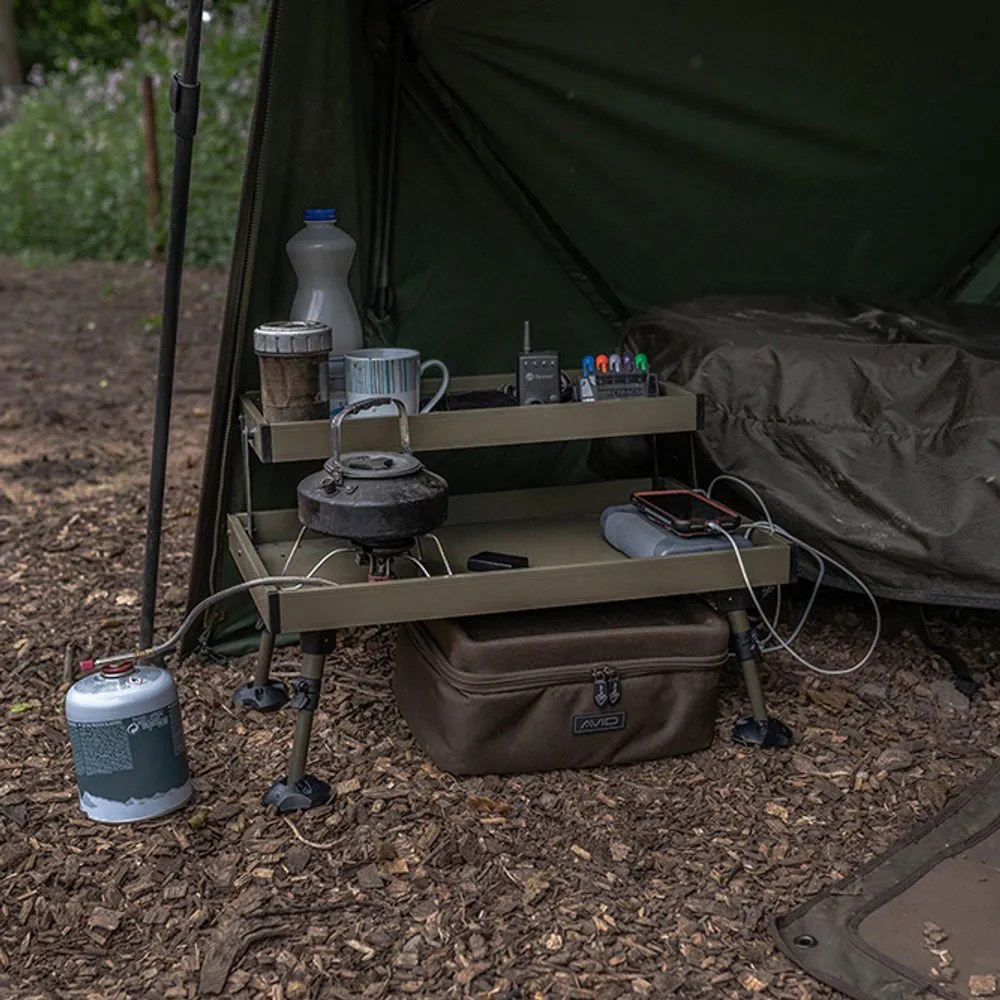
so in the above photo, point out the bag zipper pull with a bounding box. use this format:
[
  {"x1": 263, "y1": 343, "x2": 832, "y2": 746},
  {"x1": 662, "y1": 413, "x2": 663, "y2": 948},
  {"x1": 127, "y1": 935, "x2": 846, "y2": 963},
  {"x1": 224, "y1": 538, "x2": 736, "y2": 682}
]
[
  {"x1": 592, "y1": 667, "x2": 608, "y2": 708},
  {"x1": 606, "y1": 668, "x2": 622, "y2": 706}
]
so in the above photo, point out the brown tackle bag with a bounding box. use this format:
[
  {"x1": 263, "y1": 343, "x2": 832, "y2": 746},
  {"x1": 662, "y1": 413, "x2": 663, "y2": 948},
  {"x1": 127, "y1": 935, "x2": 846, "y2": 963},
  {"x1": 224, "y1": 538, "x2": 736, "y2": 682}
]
[{"x1": 393, "y1": 597, "x2": 730, "y2": 776}]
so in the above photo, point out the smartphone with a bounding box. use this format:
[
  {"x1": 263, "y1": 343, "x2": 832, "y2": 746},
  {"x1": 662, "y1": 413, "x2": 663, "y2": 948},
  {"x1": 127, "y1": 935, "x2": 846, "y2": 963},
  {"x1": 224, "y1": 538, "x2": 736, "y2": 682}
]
[{"x1": 631, "y1": 489, "x2": 741, "y2": 536}]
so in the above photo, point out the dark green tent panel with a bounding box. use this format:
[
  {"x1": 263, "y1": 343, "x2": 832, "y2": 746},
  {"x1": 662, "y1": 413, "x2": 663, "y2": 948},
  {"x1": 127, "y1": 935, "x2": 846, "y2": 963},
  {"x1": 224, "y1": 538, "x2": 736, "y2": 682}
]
[{"x1": 190, "y1": 0, "x2": 1000, "y2": 649}]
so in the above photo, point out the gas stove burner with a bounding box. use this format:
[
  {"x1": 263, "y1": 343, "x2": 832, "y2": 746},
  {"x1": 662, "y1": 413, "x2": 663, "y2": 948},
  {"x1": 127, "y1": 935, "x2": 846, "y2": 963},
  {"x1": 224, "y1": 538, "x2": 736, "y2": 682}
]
[
  {"x1": 351, "y1": 538, "x2": 417, "y2": 582},
  {"x1": 280, "y1": 525, "x2": 453, "y2": 587},
  {"x1": 351, "y1": 538, "x2": 416, "y2": 558}
]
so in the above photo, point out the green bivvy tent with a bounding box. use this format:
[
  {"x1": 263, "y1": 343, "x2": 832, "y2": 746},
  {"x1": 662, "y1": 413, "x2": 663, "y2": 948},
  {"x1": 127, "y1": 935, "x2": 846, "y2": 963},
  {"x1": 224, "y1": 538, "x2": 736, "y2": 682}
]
[{"x1": 188, "y1": 0, "x2": 1000, "y2": 652}]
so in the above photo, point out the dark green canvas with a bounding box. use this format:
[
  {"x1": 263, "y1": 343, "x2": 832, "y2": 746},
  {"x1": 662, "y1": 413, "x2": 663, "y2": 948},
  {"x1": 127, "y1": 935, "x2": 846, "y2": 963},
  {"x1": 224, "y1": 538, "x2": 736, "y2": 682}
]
[{"x1": 190, "y1": 0, "x2": 1000, "y2": 650}]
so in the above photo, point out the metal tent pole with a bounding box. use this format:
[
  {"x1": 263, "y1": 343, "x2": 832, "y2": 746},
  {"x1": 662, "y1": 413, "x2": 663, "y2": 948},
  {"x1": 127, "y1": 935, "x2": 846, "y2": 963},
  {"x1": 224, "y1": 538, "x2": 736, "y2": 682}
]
[{"x1": 139, "y1": 0, "x2": 205, "y2": 650}]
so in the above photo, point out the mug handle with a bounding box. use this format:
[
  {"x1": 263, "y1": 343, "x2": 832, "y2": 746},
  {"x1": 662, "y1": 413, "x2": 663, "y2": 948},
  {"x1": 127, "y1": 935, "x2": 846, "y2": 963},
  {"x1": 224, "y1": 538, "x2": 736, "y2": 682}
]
[{"x1": 419, "y1": 359, "x2": 450, "y2": 413}]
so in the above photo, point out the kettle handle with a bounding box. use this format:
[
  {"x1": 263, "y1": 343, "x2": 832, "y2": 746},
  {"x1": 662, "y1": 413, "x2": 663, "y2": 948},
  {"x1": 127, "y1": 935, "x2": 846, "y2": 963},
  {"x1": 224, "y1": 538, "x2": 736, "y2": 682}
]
[{"x1": 330, "y1": 397, "x2": 412, "y2": 468}]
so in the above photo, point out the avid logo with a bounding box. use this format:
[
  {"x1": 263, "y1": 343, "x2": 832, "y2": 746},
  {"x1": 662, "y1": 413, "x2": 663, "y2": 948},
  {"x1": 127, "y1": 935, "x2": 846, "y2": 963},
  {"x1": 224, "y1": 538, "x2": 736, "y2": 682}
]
[{"x1": 572, "y1": 711, "x2": 627, "y2": 735}]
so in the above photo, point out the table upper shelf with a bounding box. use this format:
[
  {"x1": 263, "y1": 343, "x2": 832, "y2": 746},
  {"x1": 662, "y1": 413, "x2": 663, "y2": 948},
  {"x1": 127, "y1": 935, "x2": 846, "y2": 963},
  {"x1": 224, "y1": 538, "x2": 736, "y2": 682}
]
[{"x1": 240, "y1": 375, "x2": 701, "y2": 464}]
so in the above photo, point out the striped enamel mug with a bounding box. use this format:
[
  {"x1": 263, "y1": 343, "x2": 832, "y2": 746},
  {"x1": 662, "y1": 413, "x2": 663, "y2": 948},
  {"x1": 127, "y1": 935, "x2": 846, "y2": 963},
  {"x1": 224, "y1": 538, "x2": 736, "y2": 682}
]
[{"x1": 344, "y1": 348, "x2": 450, "y2": 418}]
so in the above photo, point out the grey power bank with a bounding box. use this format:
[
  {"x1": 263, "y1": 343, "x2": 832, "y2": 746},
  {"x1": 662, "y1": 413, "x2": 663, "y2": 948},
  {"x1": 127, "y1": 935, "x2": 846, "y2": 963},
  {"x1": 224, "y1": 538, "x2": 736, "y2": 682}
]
[{"x1": 600, "y1": 505, "x2": 752, "y2": 558}]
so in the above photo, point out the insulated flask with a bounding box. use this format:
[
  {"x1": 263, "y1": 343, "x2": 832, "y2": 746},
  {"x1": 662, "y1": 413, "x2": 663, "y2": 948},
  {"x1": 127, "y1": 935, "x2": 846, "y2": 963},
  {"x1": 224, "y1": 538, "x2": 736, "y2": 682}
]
[{"x1": 66, "y1": 662, "x2": 192, "y2": 823}]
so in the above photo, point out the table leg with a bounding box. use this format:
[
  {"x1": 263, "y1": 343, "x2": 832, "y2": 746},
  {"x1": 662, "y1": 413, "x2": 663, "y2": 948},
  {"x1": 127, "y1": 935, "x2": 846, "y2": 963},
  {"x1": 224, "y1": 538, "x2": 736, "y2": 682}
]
[
  {"x1": 717, "y1": 591, "x2": 793, "y2": 749},
  {"x1": 262, "y1": 631, "x2": 335, "y2": 812},
  {"x1": 232, "y1": 626, "x2": 289, "y2": 712}
]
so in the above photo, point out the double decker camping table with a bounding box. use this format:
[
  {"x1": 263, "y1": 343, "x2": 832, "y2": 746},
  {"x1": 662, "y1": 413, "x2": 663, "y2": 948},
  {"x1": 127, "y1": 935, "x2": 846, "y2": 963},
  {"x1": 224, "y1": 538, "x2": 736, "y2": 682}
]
[{"x1": 228, "y1": 375, "x2": 794, "y2": 811}]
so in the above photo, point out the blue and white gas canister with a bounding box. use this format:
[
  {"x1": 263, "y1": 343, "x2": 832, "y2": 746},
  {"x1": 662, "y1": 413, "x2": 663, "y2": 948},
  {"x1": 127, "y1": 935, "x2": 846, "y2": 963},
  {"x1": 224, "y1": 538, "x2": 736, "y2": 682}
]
[{"x1": 65, "y1": 662, "x2": 192, "y2": 823}]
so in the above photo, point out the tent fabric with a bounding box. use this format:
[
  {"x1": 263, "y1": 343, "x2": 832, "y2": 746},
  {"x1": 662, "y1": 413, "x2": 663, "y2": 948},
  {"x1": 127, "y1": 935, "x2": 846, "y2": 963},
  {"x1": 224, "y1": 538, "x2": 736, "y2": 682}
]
[
  {"x1": 189, "y1": 0, "x2": 1000, "y2": 649},
  {"x1": 621, "y1": 297, "x2": 1000, "y2": 609},
  {"x1": 189, "y1": 1, "x2": 376, "y2": 650}
]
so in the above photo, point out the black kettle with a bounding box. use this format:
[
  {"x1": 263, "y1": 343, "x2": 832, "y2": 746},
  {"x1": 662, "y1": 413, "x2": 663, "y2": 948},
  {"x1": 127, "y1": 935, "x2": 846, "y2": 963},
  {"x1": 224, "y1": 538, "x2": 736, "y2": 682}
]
[{"x1": 297, "y1": 396, "x2": 448, "y2": 546}]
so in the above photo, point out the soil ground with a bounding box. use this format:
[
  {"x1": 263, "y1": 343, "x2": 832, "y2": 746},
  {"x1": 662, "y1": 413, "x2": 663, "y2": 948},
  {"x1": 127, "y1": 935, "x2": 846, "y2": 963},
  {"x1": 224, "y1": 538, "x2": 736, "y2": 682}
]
[{"x1": 1, "y1": 257, "x2": 999, "y2": 1000}]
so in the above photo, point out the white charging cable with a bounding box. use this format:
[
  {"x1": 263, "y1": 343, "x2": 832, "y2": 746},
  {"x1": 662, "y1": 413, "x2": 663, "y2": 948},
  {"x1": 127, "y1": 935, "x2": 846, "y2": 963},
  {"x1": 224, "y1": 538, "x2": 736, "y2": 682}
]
[
  {"x1": 709, "y1": 519, "x2": 881, "y2": 676},
  {"x1": 707, "y1": 474, "x2": 785, "y2": 644},
  {"x1": 707, "y1": 474, "x2": 775, "y2": 532},
  {"x1": 752, "y1": 527, "x2": 824, "y2": 651},
  {"x1": 702, "y1": 473, "x2": 881, "y2": 675}
]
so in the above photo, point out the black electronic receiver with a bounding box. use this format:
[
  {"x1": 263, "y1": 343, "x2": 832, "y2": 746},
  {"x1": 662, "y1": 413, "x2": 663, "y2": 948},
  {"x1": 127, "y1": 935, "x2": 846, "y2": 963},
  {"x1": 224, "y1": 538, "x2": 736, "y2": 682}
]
[
  {"x1": 467, "y1": 550, "x2": 530, "y2": 572},
  {"x1": 516, "y1": 321, "x2": 561, "y2": 405}
]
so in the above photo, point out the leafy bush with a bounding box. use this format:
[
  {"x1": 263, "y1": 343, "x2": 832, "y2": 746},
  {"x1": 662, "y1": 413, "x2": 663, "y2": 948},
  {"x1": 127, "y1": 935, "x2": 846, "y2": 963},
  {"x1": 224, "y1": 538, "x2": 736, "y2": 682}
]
[
  {"x1": 0, "y1": 1, "x2": 265, "y2": 267},
  {"x1": 14, "y1": 1, "x2": 173, "y2": 76}
]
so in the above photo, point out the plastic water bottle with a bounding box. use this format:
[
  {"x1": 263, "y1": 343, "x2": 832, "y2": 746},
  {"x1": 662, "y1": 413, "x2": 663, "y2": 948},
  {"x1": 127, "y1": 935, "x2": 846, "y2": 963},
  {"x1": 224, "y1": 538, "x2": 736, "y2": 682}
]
[{"x1": 286, "y1": 208, "x2": 363, "y2": 414}]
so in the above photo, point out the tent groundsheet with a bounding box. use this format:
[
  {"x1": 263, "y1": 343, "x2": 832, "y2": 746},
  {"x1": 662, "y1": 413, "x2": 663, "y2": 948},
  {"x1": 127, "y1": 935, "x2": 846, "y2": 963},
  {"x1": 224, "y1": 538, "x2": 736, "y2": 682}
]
[{"x1": 774, "y1": 760, "x2": 1000, "y2": 999}]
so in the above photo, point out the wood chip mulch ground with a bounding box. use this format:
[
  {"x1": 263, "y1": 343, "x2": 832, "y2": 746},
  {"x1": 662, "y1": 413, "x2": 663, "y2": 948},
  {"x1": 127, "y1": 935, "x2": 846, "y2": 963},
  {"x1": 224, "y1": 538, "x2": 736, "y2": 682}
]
[{"x1": 1, "y1": 258, "x2": 998, "y2": 1000}]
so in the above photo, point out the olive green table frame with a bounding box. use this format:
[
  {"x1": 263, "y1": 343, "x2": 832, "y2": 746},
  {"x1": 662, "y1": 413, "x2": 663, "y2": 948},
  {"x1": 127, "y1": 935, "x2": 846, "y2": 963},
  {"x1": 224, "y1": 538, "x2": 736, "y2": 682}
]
[{"x1": 228, "y1": 378, "x2": 794, "y2": 811}]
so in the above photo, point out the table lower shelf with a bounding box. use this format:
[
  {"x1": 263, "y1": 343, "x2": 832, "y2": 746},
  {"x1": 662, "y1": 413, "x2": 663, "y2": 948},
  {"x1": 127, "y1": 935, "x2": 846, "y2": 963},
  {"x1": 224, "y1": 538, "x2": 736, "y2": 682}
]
[{"x1": 227, "y1": 479, "x2": 794, "y2": 634}]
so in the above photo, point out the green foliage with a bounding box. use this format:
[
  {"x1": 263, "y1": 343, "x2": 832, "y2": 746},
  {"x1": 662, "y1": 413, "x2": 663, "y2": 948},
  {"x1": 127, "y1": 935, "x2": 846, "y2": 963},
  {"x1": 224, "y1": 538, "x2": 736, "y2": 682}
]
[
  {"x1": 14, "y1": 1, "x2": 172, "y2": 75},
  {"x1": 13, "y1": 1, "x2": 246, "y2": 76},
  {"x1": 0, "y1": 1, "x2": 264, "y2": 267}
]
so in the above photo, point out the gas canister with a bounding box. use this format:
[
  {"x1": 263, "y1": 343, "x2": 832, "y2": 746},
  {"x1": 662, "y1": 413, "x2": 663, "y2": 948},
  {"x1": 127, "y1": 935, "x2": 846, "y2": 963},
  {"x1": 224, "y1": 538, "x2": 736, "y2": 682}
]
[{"x1": 65, "y1": 662, "x2": 192, "y2": 823}]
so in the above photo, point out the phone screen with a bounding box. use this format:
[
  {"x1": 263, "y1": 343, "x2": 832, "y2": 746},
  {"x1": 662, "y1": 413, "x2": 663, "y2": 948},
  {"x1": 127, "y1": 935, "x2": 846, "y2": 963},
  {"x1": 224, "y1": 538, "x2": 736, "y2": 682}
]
[{"x1": 635, "y1": 492, "x2": 726, "y2": 523}]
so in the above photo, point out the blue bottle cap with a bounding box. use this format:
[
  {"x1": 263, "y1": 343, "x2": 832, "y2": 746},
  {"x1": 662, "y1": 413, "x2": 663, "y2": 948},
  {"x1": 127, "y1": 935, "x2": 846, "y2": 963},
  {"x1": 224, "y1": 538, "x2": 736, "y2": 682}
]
[{"x1": 304, "y1": 208, "x2": 337, "y2": 222}]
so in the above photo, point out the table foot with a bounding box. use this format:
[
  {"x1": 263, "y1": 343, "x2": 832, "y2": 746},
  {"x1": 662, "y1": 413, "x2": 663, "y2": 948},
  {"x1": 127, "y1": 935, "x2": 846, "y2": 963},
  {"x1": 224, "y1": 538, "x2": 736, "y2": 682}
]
[
  {"x1": 232, "y1": 679, "x2": 289, "y2": 713},
  {"x1": 262, "y1": 775, "x2": 331, "y2": 812},
  {"x1": 732, "y1": 716, "x2": 793, "y2": 748}
]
